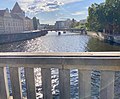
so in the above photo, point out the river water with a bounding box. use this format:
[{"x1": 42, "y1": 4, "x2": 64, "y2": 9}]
[
  {"x1": 0, "y1": 31, "x2": 120, "y2": 99},
  {"x1": 0, "y1": 31, "x2": 119, "y2": 52}
]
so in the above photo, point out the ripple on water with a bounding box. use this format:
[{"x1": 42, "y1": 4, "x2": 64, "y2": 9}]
[{"x1": 1, "y1": 31, "x2": 120, "y2": 99}]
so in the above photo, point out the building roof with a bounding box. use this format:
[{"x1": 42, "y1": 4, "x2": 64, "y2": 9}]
[
  {"x1": 11, "y1": 2, "x2": 24, "y2": 13},
  {"x1": 11, "y1": 13, "x2": 23, "y2": 20},
  {"x1": 0, "y1": 10, "x2": 6, "y2": 17},
  {"x1": 56, "y1": 21, "x2": 65, "y2": 22},
  {"x1": 79, "y1": 19, "x2": 87, "y2": 23},
  {"x1": 25, "y1": 16, "x2": 31, "y2": 20}
]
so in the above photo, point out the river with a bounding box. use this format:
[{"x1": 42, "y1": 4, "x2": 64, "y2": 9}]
[
  {"x1": 0, "y1": 31, "x2": 119, "y2": 52},
  {"x1": 0, "y1": 31, "x2": 120, "y2": 99}
]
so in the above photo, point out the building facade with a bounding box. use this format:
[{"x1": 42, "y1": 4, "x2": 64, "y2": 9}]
[
  {"x1": 0, "y1": 2, "x2": 33, "y2": 34},
  {"x1": 79, "y1": 19, "x2": 87, "y2": 24},
  {"x1": 38, "y1": 24, "x2": 50, "y2": 30},
  {"x1": 25, "y1": 17, "x2": 33, "y2": 31},
  {"x1": 55, "y1": 19, "x2": 72, "y2": 29},
  {"x1": 0, "y1": 12, "x2": 4, "y2": 33}
]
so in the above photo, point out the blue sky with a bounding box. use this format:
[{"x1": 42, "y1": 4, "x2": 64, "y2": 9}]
[{"x1": 0, "y1": 0, "x2": 105, "y2": 24}]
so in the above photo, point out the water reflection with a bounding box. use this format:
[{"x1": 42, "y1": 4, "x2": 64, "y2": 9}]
[
  {"x1": 0, "y1": 31, "x2": 119, "y2": 52},
  {"x1": 0, "y1": 31, "x2": 119, "y2": 99},
  {"x1": 87, "y1": 38, "x2": 120, "y2": 52},
  {"x1": 0, "y1": 31, "x2": 90, "y2": 52}
]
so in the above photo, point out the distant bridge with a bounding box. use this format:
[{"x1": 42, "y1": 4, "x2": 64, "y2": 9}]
[{"x1": 41, "y1": 28, "x2": 87, "y2": 34}]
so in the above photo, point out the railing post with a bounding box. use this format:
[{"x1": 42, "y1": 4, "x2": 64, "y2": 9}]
[
  {"x1": 24, "y1": 67, "x2": 36, "y2": 99},
  {"x1": 0, "y1": 67, "x2": 9, "y2": 99},
  {"x1": 9, "y1": 67, "x2": 22, "y2": 99},
  {"x1": 78, "y1": 70, "x2": 91, "y2": 99},
  {"x1": 59, "y1": 69, "x2": 70, "y2": 99},
  {"x1": 41, "y1": 68, "x2": 52, "y2": 99},
  {"x1": 100, "y1": 71, "x2": 115, "y2": 99}
]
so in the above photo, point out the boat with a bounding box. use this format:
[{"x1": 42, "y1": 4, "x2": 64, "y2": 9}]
[
  {"x1": 98, "y1": 32, "x2": 120, "y2": 44},
  {"x1": 112, "y1": 35, "x2": 120, "y2": 44},
  {"x1": 63, "y1": 31, "x2": 66, "y2": 33},
  {"x1": 58, "y1": 32, "x2": 61, "y2": 35}
]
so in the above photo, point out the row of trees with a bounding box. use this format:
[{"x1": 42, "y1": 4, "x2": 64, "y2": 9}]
[
  {"x1": 70, "y1": 19, "x2": 86, "y2": 29},
  {"x1": 87, "y1": 0, "x2": 120, "y2": 34},
  {"x1": 33, "y1": 17, "x2": 41, "y2": 30}
]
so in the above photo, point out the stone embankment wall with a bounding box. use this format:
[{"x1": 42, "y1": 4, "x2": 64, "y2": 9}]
[
  {"x1": 0, "y1": 30, "x2": 48, "y2": 44},
  {"x1": 87, "y1": 31, "x2": 104, "y2": 40},
  {"x1": 87, "y1": 31, "x2": 99, "y2": 38}
]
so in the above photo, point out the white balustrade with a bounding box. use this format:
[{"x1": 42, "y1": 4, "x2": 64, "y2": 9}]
[{"x1": 0, "y1": 52, "x2": 119, "y2": 99}]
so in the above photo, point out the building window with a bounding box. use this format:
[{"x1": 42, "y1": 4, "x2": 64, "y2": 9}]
[
  {"x1": 8, "y1": 23, "x2": 10, "y2": 26},
  {"x1": 0, "y1": 22, "x2": 3, "y2": 26}
]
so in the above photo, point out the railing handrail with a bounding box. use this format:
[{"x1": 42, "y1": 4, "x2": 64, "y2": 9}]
[
  {"x1": 0, "y1": 52, "x2": 119, "y2": 57},
  {"x1": 0, "y1": 52, "x2": 120, "y2": 99},
  {"x1": 0, "y1": 52, "x2": 119, "y2": 71}
]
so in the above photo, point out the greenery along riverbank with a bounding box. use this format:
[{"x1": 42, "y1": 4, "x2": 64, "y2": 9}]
[{"x1": 87, "y1": 0, "x2": 120, "y2": 34}]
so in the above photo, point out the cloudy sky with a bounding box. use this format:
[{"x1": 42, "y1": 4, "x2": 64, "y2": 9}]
[{"x1": 0, "y1": 0, "x2": 105, "y2": 24}]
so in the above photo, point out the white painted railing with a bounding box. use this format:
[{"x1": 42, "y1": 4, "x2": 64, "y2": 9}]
[{"x1": 0, "y1": 52, "x2": 120, "y2": 99}]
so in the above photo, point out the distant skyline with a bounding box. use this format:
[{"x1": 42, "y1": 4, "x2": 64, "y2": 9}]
[{"x1": 0, "y1": 0, "x2": 105, "y2": 24}]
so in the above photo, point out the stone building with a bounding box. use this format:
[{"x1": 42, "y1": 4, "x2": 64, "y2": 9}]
[
  {"x1": 55, "y1": 19, "x2": 72, "y2": 29},
  {"x1": 55, "y1": 21, "x2": 66, "y2": 29},
  {"x1": 0, "y1": 10, "x2": 5, "y2": 33},
  {"x1": 25, "y1": 17, "x2": 33, "y2": 31},
  {"x1": 0, "y1": 2, "x2": 33, "y2": 34},
  {"x1": 79, "y1": 19, "x2": 87, "y2": 24},
  {"x1": 11, "y1": 2, "x2": 25, "y2": 19}
]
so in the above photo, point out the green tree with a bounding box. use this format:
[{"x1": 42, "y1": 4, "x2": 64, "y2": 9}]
[
  {"x1": 87, "y1": 0, "x2": 120, "y2": 34},
  {"x1": 87, "y1": 3, "x2": 101, "y2": 31},
  {"x1": 70, "y1": 18, "x2": 77, "y2": 28},
  {"x1": 33, "y1": 17, "x2": 38, "y2": 30}
]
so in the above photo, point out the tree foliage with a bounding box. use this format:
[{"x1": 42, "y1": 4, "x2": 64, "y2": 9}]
[
  {"x1": 70, "y1": 19, "x2": 77, "y2": 28},
  {"x1": 33, "y1": 17, "x2": 38, "y2": 30},
  {"x1": 87, "y1": 0, "x2": 120, "y2": 34},
  {"x1": 70, "y1": 18, "x2": 86, "y2": 29}
]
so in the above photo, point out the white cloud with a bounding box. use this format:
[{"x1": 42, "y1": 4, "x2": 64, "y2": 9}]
[
  {"x1": 17, "y1": 0, "x2": 84, "y2": 14},
  {"x1": 85, "y1": 6, "x2": 89, "y2": 9},
  {"x1": 57, "y1": 0, "x2": 83, "y2": 4},
  {"x1": 72, "y1": 11, "x2": 87, "y2": 15},
  {"x1": 18, "y1": 0, "x2": 61, "y2": 14}
]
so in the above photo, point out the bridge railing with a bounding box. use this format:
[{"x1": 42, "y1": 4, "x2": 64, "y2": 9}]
[{"x1": 0, "y1": 52, "x2": 120, "y2": 99}]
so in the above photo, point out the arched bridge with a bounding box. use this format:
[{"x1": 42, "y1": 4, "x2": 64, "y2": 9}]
[
  {"x1": 44, "y1": 28, "x2": 86, "y2": 32},
  {"x1": 42, "y1": 28, "x2": 87, "y2": 34}
]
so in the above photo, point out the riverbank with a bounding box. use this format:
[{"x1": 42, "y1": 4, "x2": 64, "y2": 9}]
[
  {"x1": 87, "y1": 31, "x2": 120, "y2": 44},
  {"x1": 87, "y1": 31, "x2": 99, "y2": 38},
  {"x1": 0, "y1": 30, "x2": 48, "y2": 44}
]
